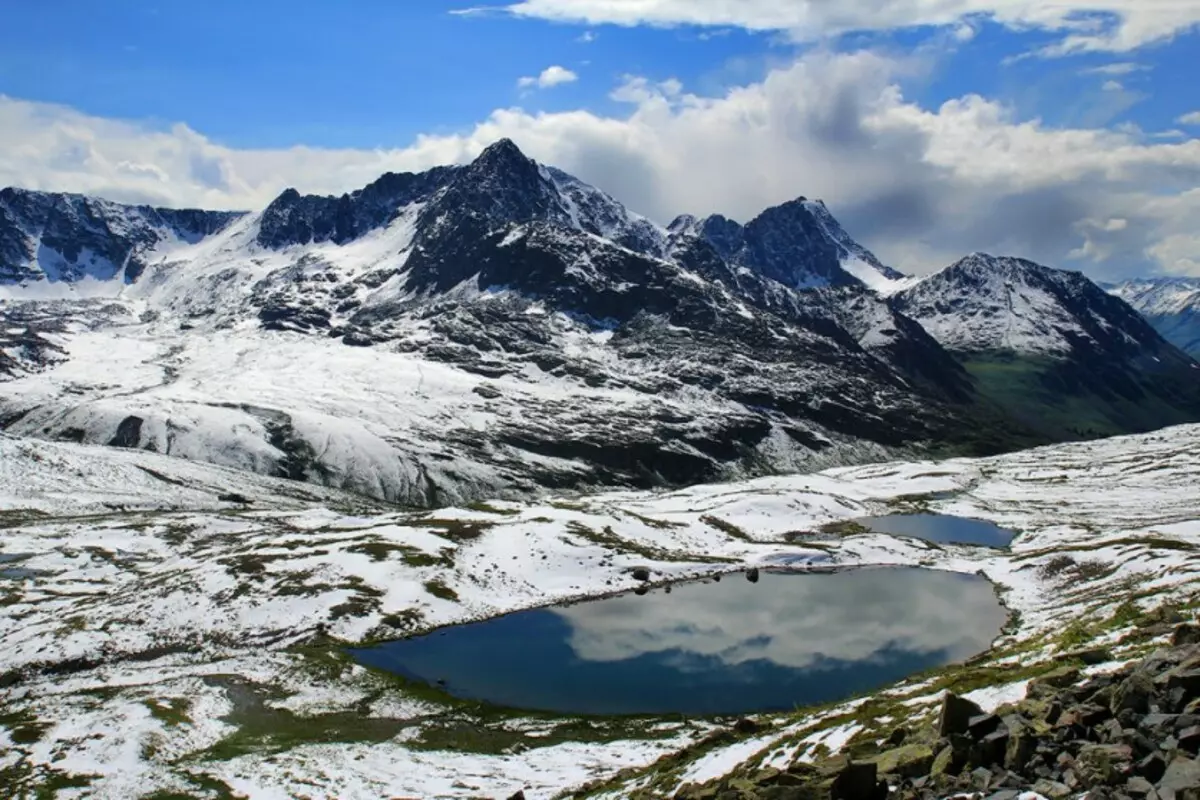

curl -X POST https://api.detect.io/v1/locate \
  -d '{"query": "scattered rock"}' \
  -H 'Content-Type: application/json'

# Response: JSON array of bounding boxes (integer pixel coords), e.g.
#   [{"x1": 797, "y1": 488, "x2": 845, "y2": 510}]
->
[
  {"x1": 734, "y1": 718, "x2": 759, "y2": 735},
  {"x1": 631, "y1": 567, "x2": 651, "y2": 582},
  {"x1": 746, "y1": 567, "x2": 760, "y2": 583},
  {"x1": 218, "y1": 493, "x2": 251, "y2": 504},
  {"x1": 473, "y1": 383, "x2": 503, "y2": 399}
]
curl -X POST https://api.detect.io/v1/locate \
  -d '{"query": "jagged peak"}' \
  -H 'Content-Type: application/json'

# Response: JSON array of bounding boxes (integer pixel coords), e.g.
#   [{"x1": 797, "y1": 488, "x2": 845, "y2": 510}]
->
[{"x1": 470, "y1": 138, "x2": 535, "y2": 171}]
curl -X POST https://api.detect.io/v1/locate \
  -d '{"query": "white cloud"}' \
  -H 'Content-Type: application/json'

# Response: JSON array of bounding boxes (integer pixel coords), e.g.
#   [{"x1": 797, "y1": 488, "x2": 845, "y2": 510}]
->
[
  {"x1": 577, "y1": 29, "x2": 597, "y2": 42},
  {"x1": 553, "y1": 568, "x2": 1007, "y2": 669},
  {"x1": 2, "y1": 47, "x2": 1199, "y2": 279},
  {"x1": 1080, "y1": 61, "x2": 1147, "y2": 75},
  {"x1": 1179, "y1": 110, "x2": 1200, "y2": 125},
  {"x1": 497, "y1": 0, "x2": 1200, "y2": 54},
  {"x1": 517, "y1": 65, "x2": 579, "y2": 89}
]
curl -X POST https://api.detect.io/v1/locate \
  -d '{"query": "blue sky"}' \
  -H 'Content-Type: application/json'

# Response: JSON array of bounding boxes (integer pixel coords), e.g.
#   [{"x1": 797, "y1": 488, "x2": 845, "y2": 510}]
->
[
  {"x1": 1, "y1": 0, "x2": 1198, "y2": 278},
  {"x1": 3, "y1": 1, "x2": 1194, "y2": 150}
]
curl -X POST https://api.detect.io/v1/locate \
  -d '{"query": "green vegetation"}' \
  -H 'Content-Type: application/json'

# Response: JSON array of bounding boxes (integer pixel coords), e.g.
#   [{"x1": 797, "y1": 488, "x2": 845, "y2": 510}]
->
[
  {"x1": 145, "y1": 698, "x2": 193, "y2": 728},
  {"x1": 817, "y1": 520, "x2": 870, "y2": 537},
  {"x1": 466, "y1": 501, "x2": 521, "y2": 516},
  {"x1": 423, "y1": 579, "x2": 459, "y2": 602},
  {"x1": 962, "y1": 352, "x2": 1196, "y2": 442},
  {"x1": 699, "y1": 515, "x2": 754, "y2": 542},
  {"x1": 564, "y1": 521, "x2": 735, "y2": 564}
]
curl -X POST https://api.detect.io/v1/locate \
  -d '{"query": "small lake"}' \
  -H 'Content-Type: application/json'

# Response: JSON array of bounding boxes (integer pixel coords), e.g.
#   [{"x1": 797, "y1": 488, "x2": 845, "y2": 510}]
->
[
  {"x1": 857, "y1": 514, "x2": 1015, "y2": 548},
  {"x1": 351, "y1": 567, "x2": 1007, "y2": 716}
]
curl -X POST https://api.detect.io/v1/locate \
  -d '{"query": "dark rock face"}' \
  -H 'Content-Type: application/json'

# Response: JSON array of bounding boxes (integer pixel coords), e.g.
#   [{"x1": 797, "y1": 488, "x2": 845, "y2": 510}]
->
[{"x1": 0, "y1": 187, "x2": 243, "y2": 284}]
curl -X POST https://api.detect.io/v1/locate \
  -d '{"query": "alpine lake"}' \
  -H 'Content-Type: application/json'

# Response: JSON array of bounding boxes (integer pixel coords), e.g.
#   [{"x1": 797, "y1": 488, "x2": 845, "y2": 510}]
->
[{"x1": 350, "y1": 515, "x2": 1016, "y2": 716}]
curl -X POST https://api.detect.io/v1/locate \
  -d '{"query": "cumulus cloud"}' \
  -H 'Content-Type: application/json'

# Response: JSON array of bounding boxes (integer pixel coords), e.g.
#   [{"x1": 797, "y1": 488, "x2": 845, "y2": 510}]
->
[
  {"x1": 2, "y1": 47, "x2": 1199, "y2": 279},
  {"x1": 496, "y1": 0, "x2": 1200, "y2": 54},
  {"x1": 1179, "y1": 110, "x2": 1200, "y2": 125},
  {"x1": 517, "y1": 65, "x2": 579, "y2": 89}
]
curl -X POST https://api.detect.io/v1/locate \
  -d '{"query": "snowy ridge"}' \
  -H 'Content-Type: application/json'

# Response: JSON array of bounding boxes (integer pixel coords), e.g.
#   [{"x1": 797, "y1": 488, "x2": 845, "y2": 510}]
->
[
  {"x1": 0, "y1": 187, "x2": 244, "y2": 286},
  {"x1": 894, "y1": 252, "x2": 1170, "y2": 357},
  {"x1": 1108, "y1": 276, "x2": 1200, "y2": 357}
]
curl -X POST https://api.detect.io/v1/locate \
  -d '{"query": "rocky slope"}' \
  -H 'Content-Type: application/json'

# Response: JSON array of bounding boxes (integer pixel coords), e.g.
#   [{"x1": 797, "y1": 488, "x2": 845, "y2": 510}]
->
[
  {"x1": 1108, "y1": 277, "x2": 1200, "y2": 359},
  {"x1": 676, "y1": 630, "x2": 1200, "y2": 800},
  {"x1": 893, "y1": 254, "x2": 1200, "y2": 440}
]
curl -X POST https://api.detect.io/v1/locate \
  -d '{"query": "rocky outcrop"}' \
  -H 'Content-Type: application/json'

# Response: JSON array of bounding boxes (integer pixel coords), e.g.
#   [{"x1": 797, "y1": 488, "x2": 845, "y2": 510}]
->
[{"x1": 675, "y1": 628, "x2": 1200, "y2": 800}]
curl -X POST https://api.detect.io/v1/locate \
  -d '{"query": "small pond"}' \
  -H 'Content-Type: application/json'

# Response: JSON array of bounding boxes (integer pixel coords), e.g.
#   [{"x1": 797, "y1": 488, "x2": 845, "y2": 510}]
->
[
  {"x1": 857, "y1": 514, "x2": 1015, "y2": 548},
  {"x1": 351, "y1": 567, "x2": 1007, "y2": 716}
]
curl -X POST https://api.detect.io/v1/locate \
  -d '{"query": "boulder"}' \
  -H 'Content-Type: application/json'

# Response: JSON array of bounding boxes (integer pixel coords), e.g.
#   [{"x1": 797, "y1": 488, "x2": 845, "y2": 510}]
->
[
  {"x1": 969, "y1": 713, "x2": 1004, "y2": 739},
  {"x1": 870, "y1": 744, "x2": 934, "y2": 779},
  {"x1": 1028, "y1": 666, "x2": 1083, "y2": 698},
  {"x1": 1075, "y1": 743, "x2": 1134, "y2": 787},
  {"x1": 939, "y1": 693, "x2": 986, "y2": 737},
  {"x1": 1174, "y1": 625, "x2": 1200, "y2": 647},
  {"x1": 830, "y1": 761, "x2": 885, "y2": 800},
  {"x1": 1114, "y1": 672, "x2": 1158, "y2": 715},
  {"x1": 1159, "y1": 756, "x2": 1200, "y2": 799}
]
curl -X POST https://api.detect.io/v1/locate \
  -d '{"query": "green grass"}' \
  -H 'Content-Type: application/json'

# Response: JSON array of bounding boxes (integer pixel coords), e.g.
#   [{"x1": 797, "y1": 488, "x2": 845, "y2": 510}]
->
[
  {"x1": 423, "y1": 579, "x2": 459, "y2": 602},
  {"x1": 145, "y1": 698, "x2": 193, "y2": 728}
]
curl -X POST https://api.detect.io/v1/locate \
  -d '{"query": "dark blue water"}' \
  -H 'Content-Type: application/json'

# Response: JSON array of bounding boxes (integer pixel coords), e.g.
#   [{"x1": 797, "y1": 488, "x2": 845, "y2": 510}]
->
[
  {"x1": 351, "y1": 567, "x2": 1006, "y2": 715},
  {"x1": 858, "y1": 514, "x2": 1015, "y2": 548}
]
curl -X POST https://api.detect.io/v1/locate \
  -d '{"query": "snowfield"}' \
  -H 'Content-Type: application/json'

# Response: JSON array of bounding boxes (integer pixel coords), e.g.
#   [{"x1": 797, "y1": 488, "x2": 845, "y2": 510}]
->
[{"x1": 2, "y1": 424, "x2": 1199, "y2": 798}]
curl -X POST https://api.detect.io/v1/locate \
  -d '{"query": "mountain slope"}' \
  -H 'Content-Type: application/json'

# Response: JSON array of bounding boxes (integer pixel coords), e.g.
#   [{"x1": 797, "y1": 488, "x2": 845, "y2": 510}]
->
[
  {"x1": 1108, "y1": 276, "x2": 1200, "y2": 358},
  {"x1": 894, "y1": 253, "x2": 1200, "y2": 439}
]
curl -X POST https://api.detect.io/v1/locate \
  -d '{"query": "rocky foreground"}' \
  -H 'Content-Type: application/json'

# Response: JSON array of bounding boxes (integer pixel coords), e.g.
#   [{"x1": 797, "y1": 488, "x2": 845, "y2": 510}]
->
[{"x1": 670, "y1": 625, "x2": 1200, "y2": 800}]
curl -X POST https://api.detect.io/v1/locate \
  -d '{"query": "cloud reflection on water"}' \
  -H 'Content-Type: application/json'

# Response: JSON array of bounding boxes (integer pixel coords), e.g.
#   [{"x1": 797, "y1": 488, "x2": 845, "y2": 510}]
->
[{"x1": 551, "y1": 568, "x2": 1007, "y2": 671}]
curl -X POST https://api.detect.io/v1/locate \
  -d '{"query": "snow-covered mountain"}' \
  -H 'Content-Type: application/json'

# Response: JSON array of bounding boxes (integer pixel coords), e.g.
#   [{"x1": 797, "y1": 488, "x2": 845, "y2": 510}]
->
[
  {"x1": 894, "y1": 253, "x2": 1200, "y2": 438},
  {"x1": 1107, "y1": 276, "x2": 1200, "y2": 358},
  {"x1": 1, "y1": 141, "x2": 1198, "y2": 503},
  {"x1": 0, "y1": 186, "x2": 243, "y2": 285}
]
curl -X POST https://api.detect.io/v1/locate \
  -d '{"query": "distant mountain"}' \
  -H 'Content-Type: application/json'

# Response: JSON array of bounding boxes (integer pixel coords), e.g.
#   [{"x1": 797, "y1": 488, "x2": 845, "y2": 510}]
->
[
  {"x1": 1, "y1": 140, "x2": 1197, "y2": 504},
  {"x1": 0, "y1": 187, "x2": 243, "y2": 285},
  {"x1": 894, "y1": 253, "x2": 1200, "y2": 439},
  {"x1": 1107, "y1": 277, "x2": 1200, "y2": 358}
]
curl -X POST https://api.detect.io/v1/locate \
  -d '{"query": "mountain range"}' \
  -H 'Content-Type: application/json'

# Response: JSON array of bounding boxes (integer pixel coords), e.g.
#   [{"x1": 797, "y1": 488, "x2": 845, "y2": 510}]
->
[
  {"x1": 1106, "y1": 277, "x2": 1200, "y2": 359},
  {"x1": 2, "y1": 138, "x2": 1198, "y2": 505}
]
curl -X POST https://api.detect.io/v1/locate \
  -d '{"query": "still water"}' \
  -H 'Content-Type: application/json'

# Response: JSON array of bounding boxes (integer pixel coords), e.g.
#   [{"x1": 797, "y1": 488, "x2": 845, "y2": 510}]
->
[
  {"x1": 857, "y1": 514, "x2": 1015, "y2": 548},
  {"x1": 352, "y1": 567, "x2": 1007, "y2": 715}
]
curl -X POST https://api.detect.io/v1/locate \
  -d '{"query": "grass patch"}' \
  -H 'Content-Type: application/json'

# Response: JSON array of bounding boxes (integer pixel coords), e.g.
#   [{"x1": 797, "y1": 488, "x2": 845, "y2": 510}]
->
[
  {"x1": 344, "y1": 540, "x2": 455, "y2": 568},
  {"x1": 565, "y1": 522, "x2": 734, "y2": 564},
  {"x1": 145, "y1": 698, "x2": 192, "y2": 728},
  {"x1": 396, "y1": 517, "x2": 495, "y2": 542},
  {"x1": 818, "y1": 520, "x2": 870, "y2": 537},
  {"x1": 0, "y1": 707, "x2": 50, "y2": 745},
  {"x1": 423, "y1": 580, "x2": 459, "y2": 602},
  {"x1": 699, "y1": 515, "x2": 754, "y2": 542},
  {"x1": 466, "y1": 501, "x2": 521, "y2": 516}
]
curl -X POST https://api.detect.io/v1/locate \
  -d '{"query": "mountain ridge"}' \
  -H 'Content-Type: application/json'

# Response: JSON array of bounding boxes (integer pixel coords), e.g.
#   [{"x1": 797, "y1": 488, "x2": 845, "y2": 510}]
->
[{"x1": 1, "y1": 139, "x2": 1198, "y2": 504}]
